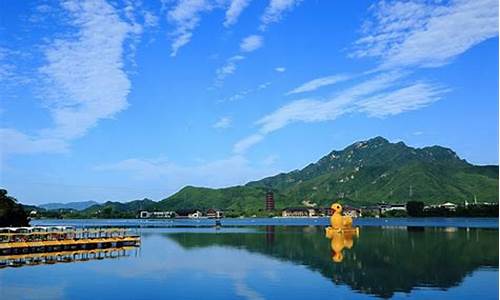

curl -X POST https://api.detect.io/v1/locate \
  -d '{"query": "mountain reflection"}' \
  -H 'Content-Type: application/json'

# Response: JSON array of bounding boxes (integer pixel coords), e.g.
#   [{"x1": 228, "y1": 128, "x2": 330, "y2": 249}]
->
[{"x1": 164, "y1": 226, "x2": 498, "y2": 298}]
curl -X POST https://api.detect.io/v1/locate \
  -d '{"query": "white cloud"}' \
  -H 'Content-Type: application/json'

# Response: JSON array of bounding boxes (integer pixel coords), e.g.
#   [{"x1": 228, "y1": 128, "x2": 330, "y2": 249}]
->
[
  {"x1": 224, "y1": 0, "x2": 252, "y2": 27},
  {"x1": 213, "y1": 116, "x2": 232, "y2": 129},
  {"x1": 214, "y1": 55, "x2": 245, "y2": 86},
  {"x1": 357, "y1": 82, "x2": 448, "y2": 117},
  {"x1": 352, "y1": 0, "x2": 499, "y2": 69},
  {"x1": 235, "y1": 72, "x2": 446, "y2": 152},
  {"x1": 233, "y1": 134, "x2": 264, "y2": 154},
  {"x1": 0, "y1": 47, "x2": 15, "y2": 83},
  {"x1": 257, "y1": 82, "x2": 271, "y2": 89},
  {"x1": 218, "y1": 81, "x2": 271, "y2": 102},
  {"x1": 257, "y1": 99, "x2": 330, "y2": 134},
  {"x1": 143, "y1": 11, "x2": 159, "y2": 28},
  {"x1": 167, "y1": 0, "x2": 212, "y2": 57},
  {"x1": 274, "y1": 67, "x2": 286, "y2": 72},
  {"x1": 228, "y1": 0, "x2": 495, "y2": 155},
  {"x1": 0, "y1": 47, "x2": 29, "y2": 86},
  {"x1": 286, "y1": 74, "x2": 351, "y2": 95},
  {"x1": 259, "y1": 72, "x2": 403, "y2": 134},
  {"x1": 260, "y1": 0, "x2": 301, "y2": 30},
  {"x1": 2, "y1": 0, "x2": 136, "y2": 157},
  {"x1": 216, "y1": 0, "x2": 299, "y2": 83},
  {"x1": 38, "y1": 0, "x2": 134, "y2": 140},
  {"x1": 240, "y1": 35, "x2": 263, "y2": 52},
  {"x1": 0, "y1": 129, "x2": 69, "y2": 157}
]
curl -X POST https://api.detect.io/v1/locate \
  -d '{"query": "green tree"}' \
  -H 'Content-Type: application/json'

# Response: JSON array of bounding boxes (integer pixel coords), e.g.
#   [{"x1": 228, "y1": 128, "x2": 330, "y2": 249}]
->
[
  {"x1": 406, "y1": 201, "x2": 424, "y2": 217},
  {"x1": 0, "y1": 189, "x2": 29, "y2": 227}
]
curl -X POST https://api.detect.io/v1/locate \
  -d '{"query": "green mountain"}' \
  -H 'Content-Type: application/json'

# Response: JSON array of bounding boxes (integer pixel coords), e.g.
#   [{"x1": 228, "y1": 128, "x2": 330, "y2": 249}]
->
[
  {"x1": 155, "y1": 186, "x2": 285, "y2": 214},
  {"x1": 40, "y1": 200, "x2": 99, "y2": 211},
  {"x1": 156, "y1": 137, "x2": 498, "y2": 210},
  {"x1": 30, "y1": 137, "x2": 497, "y2": 217},
  {"x1": 81, "y1": 199, "x2": 156, "y2": 218}
]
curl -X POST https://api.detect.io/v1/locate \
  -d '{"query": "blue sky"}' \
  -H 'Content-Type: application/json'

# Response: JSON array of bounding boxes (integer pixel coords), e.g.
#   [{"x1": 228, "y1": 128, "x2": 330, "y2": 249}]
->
[{"x1": 0, "y1": 0, "x2": 498, "y2": 205}]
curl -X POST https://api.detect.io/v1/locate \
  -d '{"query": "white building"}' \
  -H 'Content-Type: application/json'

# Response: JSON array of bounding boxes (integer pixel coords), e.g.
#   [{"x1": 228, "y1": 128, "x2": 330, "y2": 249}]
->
[
  {"x1": 139, "y1": 211, "x2": 175, "y2": 219},
  {"x1": 188, "y1": 211, "x2": 202, "y2": 218}
]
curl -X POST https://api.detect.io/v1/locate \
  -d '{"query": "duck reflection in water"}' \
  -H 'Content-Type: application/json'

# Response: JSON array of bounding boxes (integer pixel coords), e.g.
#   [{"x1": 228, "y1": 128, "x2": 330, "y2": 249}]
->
[{"x1": 325, "y1": 203, "x2": 360, "y2": 263}]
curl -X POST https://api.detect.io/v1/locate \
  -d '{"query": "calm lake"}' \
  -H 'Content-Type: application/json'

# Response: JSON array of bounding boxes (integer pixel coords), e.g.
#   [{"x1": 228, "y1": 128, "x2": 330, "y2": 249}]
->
[{"x1": 1, "y1": 218, "x2": 498, "y2": 299}]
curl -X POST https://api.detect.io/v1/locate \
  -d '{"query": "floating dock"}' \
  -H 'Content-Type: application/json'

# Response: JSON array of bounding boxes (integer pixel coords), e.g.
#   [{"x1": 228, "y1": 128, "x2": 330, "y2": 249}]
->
[{"x1": 0, "y1": 226, "x2": 140, "y2": 256}]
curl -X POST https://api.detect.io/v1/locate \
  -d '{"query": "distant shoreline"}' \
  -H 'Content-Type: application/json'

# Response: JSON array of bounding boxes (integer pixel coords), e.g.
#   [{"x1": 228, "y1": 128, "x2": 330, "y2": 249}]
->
[{"x1": 30, "y1": 217, "x2": 499, "y2": 229}]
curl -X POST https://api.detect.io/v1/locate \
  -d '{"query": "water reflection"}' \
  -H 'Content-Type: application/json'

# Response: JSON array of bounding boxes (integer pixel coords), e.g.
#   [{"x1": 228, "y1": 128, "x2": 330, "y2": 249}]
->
[
  {"x1": 165, "y1": 226, "x2": 498, "y2": 298},
  {"x1": 324, "y1": 203, "x2": 360, "y2": 263},
  {"x1": 0, "y1": 225, "x2": 497, "y2": 299},
  {"x1": 325, "y1": 229, "x2": 359, "y2": 263},
  {"x1": 0, "y1": 246, "x2": 138, "y2": 269}
]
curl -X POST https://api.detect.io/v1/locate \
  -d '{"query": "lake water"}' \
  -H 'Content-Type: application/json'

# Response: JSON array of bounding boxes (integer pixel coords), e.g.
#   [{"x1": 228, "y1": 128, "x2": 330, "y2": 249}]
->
[{"x1": 1, "y1": 218, "x2": 498, "y2": 299}]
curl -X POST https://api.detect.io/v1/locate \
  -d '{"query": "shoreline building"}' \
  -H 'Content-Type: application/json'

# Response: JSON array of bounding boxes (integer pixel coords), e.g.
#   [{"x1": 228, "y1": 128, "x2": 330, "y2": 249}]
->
[
  {"x1": 205, "y1": 208, "x2": 224, "y2": 219},
  {"x1": 265, "y1": 191, "x2": 275, "y2": 211},
  {"x1": 139, "y1": 211, "x2": 175, "y2": 219},
  {"x1": 282, "y1": 207, "x2": 315, "y2": 217}
]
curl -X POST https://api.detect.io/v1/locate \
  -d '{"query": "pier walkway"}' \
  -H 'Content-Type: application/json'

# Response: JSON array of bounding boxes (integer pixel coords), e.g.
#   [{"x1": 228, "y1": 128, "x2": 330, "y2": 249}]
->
[{"x1": 0, "y1": 226, "x2": 140, "y2": 255}]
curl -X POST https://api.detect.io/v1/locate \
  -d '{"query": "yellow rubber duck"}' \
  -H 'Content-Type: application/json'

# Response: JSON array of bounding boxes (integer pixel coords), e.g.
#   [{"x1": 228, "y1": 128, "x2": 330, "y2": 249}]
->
[
  {"x1": 325, "y1": 202, "x2": 360, "y2": 263},
  {"x1": 330, "y1": 203, "x2": 344, "y2": 229},
  {"x1": 325, "y1": 203, "x2": 357, "y2": 235}
]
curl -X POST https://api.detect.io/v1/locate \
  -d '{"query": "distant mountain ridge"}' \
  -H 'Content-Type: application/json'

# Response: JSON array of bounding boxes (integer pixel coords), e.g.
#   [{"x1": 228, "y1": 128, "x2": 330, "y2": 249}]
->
[
  {"x1": 39, "y1": 201, "x2": 99, "y2": 211},
  {"x1": 35, "y1": 137, "x2": 499, "y2": 215},
  {"x1": 154, "y1": 136, "x2": 498, "y2": 210}
]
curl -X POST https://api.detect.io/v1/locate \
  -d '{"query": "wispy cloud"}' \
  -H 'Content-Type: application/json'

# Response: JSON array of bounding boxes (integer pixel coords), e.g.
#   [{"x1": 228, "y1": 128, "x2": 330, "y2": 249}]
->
[
  {"x1": 213, "y1": 116, "x2": 232, "y2": 129},
  {"x1": 216, "y1": 0, "x2": 300, "y2": 84},
  {"x1": 286, "y1": 74, "x2": 351, "y2": 95},
  {"x1": 218, "y1": 81, "x2": 271, "y2": 103},
  {"x1": 0, "y1": 129, "x2": 68, "y2": 157},
  {"x1": 215, "y1": 55, "x2": 245, "y2": 86},
  {"x1": 0, "y1": 47, "x2": 16, "y2": 83},
  {"x1": 214, "y1": 36, "x2": 265, "y2": 85},
  {"x1": 167, "y1": 0, "x2": 212, "y2": 57},
  {"x1": 240, "y1": 34, "x2": 263, "y2": 52},
  {"x1": 224, "y1": 0, "x2": 252, "y2": 27},
  {"x1": 260, "y1": 72, "x2": 403, "y2": 133},
  {"x1": 1, "y1": 0, "x2": 137, "y2": 157},
  {"x1": 234, "y1": 0, "x2": 496, "y2": 155},
  {"x1": 38, "y1": 0, "x2": 135, "y2": 140},
  {"x1": 143, "y1": 10, "x2": 160, "y2": 28},
  {"x1": 260, "y1": 0, "x2": 302, "y2": 30},
  {"x1": 274, "y1": 67, "x2": 286, "y2": 72},
  {"x1": 235, "y1": 72, "x2": 447, "y2": 152},
  {"x1": 233, "y1": 134, "x2": 264, "y2": 154},
  {"x1": 352, "y1": 0, "x2": 499, "y2": 69},
  {"x1": 356, "y1": 82, "x2": 448, "y2": 117}
]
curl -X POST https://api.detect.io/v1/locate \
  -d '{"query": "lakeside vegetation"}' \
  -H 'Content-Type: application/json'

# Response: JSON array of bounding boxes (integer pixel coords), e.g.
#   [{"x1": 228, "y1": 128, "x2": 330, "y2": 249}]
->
[
  {"x1": 0, "y1": 189, "x2": 29, "y2": 226},
  {"x1": 26, "y1": 200, "x2": 498, "y2": 219}
]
